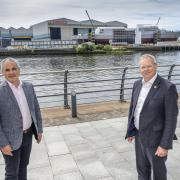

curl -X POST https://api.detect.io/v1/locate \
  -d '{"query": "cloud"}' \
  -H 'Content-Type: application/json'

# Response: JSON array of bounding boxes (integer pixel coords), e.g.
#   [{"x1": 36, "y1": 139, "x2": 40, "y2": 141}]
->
[{"x1": 0, "y1": 0, "x2": 179, "y2": 30}]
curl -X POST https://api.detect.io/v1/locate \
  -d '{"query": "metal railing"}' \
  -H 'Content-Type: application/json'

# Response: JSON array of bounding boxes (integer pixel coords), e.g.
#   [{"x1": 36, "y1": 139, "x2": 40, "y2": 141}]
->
[
  {"x1": 11, "y1": 40, "x2": 77, "y2": 49},
  {"x1": 0, "y1": 64, "x2": 180, "y2": 110}
]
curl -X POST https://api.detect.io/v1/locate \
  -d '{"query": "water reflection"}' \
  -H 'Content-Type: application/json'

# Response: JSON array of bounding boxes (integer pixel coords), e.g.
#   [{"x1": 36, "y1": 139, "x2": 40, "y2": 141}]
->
[
  {"x1": 1, "y1": 51, "x2": 180, "y2": 73},
  {"x1": 0, "y1": 51, "x2": 180, "y2": 107}
]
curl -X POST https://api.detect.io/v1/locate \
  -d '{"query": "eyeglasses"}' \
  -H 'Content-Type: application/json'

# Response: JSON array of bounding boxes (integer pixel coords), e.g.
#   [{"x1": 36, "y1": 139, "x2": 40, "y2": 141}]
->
[
  {"x1": 140, "y1": 65, "x2": 154, "y2": 70},
  {"x1": 4, "y1": 67, "x2": 18, "y2": 72}
]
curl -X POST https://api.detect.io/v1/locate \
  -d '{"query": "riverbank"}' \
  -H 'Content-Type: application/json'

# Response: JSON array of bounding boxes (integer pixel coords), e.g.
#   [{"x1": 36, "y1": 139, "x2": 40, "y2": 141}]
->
[
  {"x1": 127, "y1": 45, "x2": 180, "y2": 51},
  {"x1": 41, "y1": 96, "x2": 180, "y2": 127},
  {"x1": 0, "y1": 48, "x2": 76, "y2": 56},
  {"x1": 0, "y1": 48, "x2": 132, "y2": 57},
  {"x1": 1, "y1": 44, "x2": 179, "y2": 56},
  {"x1": 41, "y1": 101, "x2": 130, "y2": 127}
]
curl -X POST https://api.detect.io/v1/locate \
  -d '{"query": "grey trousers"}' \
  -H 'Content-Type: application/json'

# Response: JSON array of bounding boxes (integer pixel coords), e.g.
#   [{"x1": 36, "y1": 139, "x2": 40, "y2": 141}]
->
[
  {"x1": 135, "y1": 133, "x2": 167, "y2": 180},
  {"x1": 2, "y1": 130, "x2": 33, "y2": 180}
]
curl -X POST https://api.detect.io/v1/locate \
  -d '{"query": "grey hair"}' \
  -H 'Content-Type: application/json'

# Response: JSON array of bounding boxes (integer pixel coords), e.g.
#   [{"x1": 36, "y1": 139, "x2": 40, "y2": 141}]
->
[
  {"x1": 1, "y1": 57, "x2": 20, "y2": 72},
  {"x1": 139, "y1": 54, "x2": 157, "y2": 64}
]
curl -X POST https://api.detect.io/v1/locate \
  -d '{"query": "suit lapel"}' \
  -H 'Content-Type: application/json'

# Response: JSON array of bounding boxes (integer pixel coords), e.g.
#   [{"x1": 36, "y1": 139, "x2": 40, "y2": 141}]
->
[
  {"x1": 142, "y1": 75, "x2": 161, "y2": 109},
  {"x1": 132, "y1": 80, "x2": 142, "y2": 114},
  {"x1": 3, "y1": 81, "x2": 21, "y2": 113}
]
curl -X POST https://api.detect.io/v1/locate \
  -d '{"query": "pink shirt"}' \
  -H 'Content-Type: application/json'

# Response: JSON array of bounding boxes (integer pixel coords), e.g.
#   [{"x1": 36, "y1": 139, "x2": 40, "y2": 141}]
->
[{"x1": 7, "y1": 80, "x2": 32, "y2": 131}]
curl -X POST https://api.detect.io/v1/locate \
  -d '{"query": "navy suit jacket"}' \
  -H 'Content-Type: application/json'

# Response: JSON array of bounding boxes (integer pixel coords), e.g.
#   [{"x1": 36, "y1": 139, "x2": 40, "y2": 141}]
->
[{"x1": 126, "y1": 75, "x2": 178, "y2": 149}]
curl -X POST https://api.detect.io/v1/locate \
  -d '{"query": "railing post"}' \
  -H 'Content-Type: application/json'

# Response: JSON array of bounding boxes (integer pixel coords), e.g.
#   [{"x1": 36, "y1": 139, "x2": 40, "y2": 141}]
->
[
  {"x1": 64, "y1": 70, "x2": 69, "y2": 108},
  {"x1": 71, "y1": 90, "x2": 77, "y2": 118},
  {"x1": 120, "y1": 67, "x2": 128, "y2": 101},
  {"x1": 168, "y1": 64, "x2": 175, "y2": 81}
]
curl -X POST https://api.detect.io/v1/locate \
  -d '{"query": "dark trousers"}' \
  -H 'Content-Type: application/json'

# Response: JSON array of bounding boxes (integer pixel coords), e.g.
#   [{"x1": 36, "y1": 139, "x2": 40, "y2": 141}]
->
[
  {"x1": 2, "y1": 130, "x2": 33, "y2": 180},
  {"x1": 135, "y1": 133, "x2": 167, "y2": 180}
]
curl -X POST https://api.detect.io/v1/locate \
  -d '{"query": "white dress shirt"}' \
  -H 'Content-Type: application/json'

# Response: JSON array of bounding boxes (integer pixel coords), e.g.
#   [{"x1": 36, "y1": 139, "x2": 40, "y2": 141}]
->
[
  {"x1": 134, "y1": 73, "x2": 157, "y2": 129},
  {"x1": 7, "y1": 80, "x2": 32, "y2": 131}
]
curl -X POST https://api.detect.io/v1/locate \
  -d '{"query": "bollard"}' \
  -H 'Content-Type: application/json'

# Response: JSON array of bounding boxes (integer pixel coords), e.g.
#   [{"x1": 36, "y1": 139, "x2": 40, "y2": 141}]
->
[
  {"x1": 120, "y1": 67, "x2": 128, "y2": 101},
  {"x1": 71, "y1": 90, "x2": 77, "y2": 118},
  {"x1": 64, "y1": 70, "x2": 69, "y2": 109}
]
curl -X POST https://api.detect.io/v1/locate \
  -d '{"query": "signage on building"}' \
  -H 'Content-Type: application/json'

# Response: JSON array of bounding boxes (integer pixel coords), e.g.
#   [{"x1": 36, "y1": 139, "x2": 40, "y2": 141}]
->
[{"x1": 48, "y1": 20, "x2": 68, "y2": 25}]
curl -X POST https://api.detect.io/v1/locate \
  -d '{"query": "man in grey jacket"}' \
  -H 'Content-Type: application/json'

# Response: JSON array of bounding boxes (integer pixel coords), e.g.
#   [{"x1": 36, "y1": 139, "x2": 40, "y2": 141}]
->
[
  {"x1": 126, "y1": 54, "x2": 178, "y2": 180},
  {"x1": 0, "y1": 57, "x2": 43, "y2": 180}
]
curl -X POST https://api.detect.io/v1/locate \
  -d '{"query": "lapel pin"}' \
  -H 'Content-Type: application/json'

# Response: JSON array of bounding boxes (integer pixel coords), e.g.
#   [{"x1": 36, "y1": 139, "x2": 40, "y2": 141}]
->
[{"x1": 154, "y1": 85, "x2": 157, "y2": 89}]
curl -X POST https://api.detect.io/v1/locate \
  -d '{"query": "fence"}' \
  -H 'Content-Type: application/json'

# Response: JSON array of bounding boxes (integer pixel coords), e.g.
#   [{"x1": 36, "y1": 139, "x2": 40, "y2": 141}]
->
[
  {"x1": 11, "y1": 40, "x2": 77, "y2": 49},
  {"x1": 0, "y1": 64, "x2": 180, "y2": 109}
]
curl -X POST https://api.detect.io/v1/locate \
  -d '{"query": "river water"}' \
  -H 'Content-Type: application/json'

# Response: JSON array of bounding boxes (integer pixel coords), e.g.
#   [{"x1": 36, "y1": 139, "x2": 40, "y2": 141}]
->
[
  {"x1": 0, "y1": 51, "x2": 180, "y2": 73},
  {"x1": 0, "y1": 51, "x2": 180, "y2": 107}
]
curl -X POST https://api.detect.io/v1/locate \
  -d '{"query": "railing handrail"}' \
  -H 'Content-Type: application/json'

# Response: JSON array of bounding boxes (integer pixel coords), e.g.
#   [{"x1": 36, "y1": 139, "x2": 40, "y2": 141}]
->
[
  {"x1": 1, "y1": 63, "x2": 180, "y2": 77},
  {"x1": 1, "y1": 64, "x2": 180, "y2": 109}
]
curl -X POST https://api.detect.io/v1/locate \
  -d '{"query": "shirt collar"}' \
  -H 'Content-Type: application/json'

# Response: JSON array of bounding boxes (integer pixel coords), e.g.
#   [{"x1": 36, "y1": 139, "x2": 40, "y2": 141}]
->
[
  {"x1": 142, "y1": 73, "x2": 157, "y2": 85},
  {"x1": 7, "y1": 80, "x2": 22, "y2": 89}
]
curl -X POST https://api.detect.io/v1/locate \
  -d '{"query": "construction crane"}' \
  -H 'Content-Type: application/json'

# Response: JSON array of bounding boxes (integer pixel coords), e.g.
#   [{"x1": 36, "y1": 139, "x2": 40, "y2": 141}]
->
[
  {"x1": 156, "y1": 17, "x2": 161, "y2": 25},
  {"x1": 154, "y1": 17, "x2": 161, "y2": 44},
  {"x1": 85, "y1": 10, "x2": 95, "y2": 42}
]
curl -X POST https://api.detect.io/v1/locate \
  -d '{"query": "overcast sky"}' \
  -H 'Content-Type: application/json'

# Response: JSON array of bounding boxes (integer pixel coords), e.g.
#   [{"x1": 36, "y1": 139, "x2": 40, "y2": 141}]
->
[{"x1": 0, "y1": 0, "x2": 179, "y2": 30}]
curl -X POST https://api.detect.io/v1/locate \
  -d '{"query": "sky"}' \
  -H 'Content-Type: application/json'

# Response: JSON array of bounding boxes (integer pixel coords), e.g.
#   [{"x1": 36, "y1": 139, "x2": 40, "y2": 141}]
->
[{"x1": 0, "y1": 0, "x2": 180, "y2": 30}]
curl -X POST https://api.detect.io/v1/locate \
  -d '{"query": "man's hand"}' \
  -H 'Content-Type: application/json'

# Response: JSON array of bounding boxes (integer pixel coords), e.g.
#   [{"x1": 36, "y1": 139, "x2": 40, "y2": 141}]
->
[
  {"x1": 36, "y1": 133, "x2": 42, "y2": 144},
  {"x1": 155, "y1": 146, "x2": 168, "y2": 157},
  {"x1": 1, "y1": 145, "x2": 13, "y2": 156},
  {"x1": 127, "y1": 136, "x2": 135, "y2": 142}
]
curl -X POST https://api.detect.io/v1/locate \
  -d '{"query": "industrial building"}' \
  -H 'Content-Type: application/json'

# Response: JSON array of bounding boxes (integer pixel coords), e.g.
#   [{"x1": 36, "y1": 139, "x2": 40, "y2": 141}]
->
[
  {"x1": 135, "y1": 24, "x2": 180, "y2": 45},
  {"x1": 32, "y1": 18, "x2": 127, "y2": 41},
  {"x1": 95, "y1": 27, "x2": 135, "y2": 44},
  {"x1": 1, "y1": 18, "x2": 180, "y2": 48},
  {"x1": 0, "y1": 27, "x2": 32, "y2": 47},
  {"x1": 135, "y1": 24, "x2": 159, "y2": 44}
]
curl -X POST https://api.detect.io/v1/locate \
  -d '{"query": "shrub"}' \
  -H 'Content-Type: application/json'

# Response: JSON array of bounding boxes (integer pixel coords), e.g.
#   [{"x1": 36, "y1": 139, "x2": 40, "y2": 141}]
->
[
  {"x1": 103, "y1": 45, "x2": 112, "y2": 52},
  {"x1": 75, "y1": 43, "x2": 95, "y2": 53},
  {"x1": 95, "y1": 44, "x2": 104, "y2": 50}
]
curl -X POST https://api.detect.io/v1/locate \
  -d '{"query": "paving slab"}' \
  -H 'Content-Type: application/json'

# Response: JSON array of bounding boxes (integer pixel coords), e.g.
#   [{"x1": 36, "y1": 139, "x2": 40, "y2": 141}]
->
[
  {"x1": 0, "y1": 153, "x2": 4, "y2": 165},
  {"x1": 69, "y1": 143, "x2": 98, "y2": 161},
  {"x1": 0, "y1": 165, "x2": 5, "y2": 179},
  {"x1": 28, "y1": 166, "x2": 54, "y2": 180},
  {"x1": 99, "y1": 177, "x2": 114, "y2": 180},
  {"x1": 0, "y1": 115, "x2": 180, "y2": 180},
  {"x1": 49, "y1": 154, "x2": 78, "y2": 176},
  {"x1": 76, "y1": 158, "x2": 110, "y2": 180},
  {"x1": 95, "y1": 147, "x2": 126, "y2": 165},
  {"x1": 64, "y1": 133, "x2": 87, "y2": 146},
  {"x1": 29, "y1": 139, "x2": 50, "y2": 169},
  {"x1": 54, "y1": 171, "x2": 83, "y2": 180},
  {"x1": 43, "y1": 126, "x2": 70, "y2": 156}
]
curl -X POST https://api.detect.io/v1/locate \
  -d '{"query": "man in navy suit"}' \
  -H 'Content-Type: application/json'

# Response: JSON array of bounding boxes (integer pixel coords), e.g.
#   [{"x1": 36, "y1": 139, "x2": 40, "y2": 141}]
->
[
  {"x1": 126, "y1": 54, "x2": 178, "y2": 180},
  {"x1": 0, "y1": 57, "x2": 43, "y2": 180}
]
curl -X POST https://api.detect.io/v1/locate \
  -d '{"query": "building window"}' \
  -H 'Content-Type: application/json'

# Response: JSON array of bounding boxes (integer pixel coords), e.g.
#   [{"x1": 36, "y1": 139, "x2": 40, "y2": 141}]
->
[
  {"x1": 50, "y1": 27, "x2": 61, "y2": 40},
  {"x1": 73, "y1": 28, "x2": 78, "y2": 35},
  {"x1": 9, "y1": 30, "x2": 12, "y2": 37},
  {"x1": 100, "y1": 29, "x2": 104, "y2": 33}
]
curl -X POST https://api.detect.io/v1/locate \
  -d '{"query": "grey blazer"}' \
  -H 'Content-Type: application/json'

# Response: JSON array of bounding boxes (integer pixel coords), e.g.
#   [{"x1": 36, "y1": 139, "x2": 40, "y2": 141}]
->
[
  {"x1": 0, "y1": 81, "x2": 43, "y2": 150},
  {"x1": 126, "y1": 75, "x2": 178, "y2": 149}
]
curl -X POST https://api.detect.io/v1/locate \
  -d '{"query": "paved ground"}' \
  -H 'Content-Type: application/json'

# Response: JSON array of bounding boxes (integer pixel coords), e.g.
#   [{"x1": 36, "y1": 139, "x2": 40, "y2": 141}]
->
[
  {"x1": 0, "y1": 116, "x2": 180, "y2": 180},
  {"x1": 41, "y1": 101, "x2": 130, "y2": 127}
]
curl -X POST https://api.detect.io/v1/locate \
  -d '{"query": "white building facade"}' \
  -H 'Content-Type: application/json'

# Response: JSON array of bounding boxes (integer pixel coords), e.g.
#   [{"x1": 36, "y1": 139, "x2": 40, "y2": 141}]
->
[{"x1": 32, "y1": 18, "x2": 127, "y2": 41}]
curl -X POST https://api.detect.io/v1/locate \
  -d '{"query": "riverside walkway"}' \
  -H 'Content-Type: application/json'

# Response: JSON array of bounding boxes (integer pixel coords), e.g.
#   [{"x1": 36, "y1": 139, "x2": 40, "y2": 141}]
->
[{"x1": 0, "y1": 115, "x2": 180, "y2": 180}]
